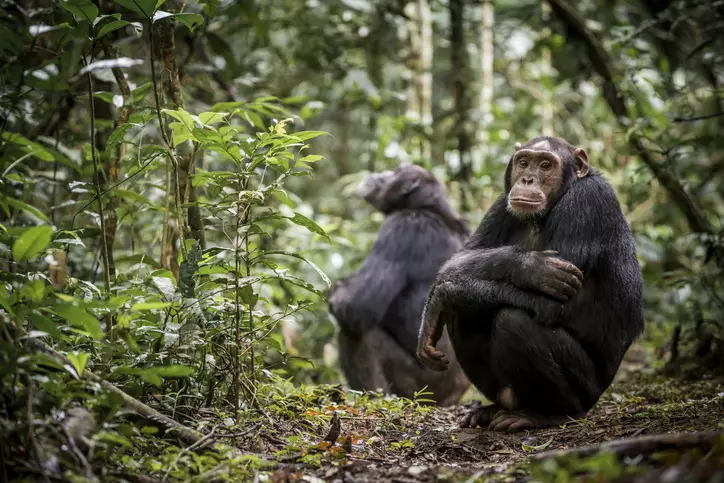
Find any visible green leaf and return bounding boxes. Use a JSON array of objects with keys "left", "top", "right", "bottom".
[
  {"left": 295, "top": 131, "right": 327, "bottom": 141},
  {"left": 2, "top": 132, "right": 54, "bottom": 161},
  {"left": 299, "top": 154, "right": 323, "bottom": 163},
  {"left": 59, "top": 0, "right": 99, "bottom": 23},
  {"left": 98, "top": 19, "right": 131, "bottom": 38},
  {"left": 67, "top": 352, "right": 89, "bottom": 377},
  {"left": 266, "top": 251, "right": 331, "bottom": 286},
  {"left": 28, "top": 313, "right": 63, "bottom": 339},
  {"left": 151, "top": 364, "right": 194, "bottom": 377},
  {"left": 152, "top": 11, "right": 204, "bottom": 31},
  {"left": 114, "top": 0, "right": 158, "bottom": 18},
  {"left": 198, "top": 111, "right": 228, "bottom": 125},
  {"left": 107, "top": 123, "right": 136, "bottom": 148},
  {"left": 92, "top": 13, "right": 122, "bottom": 27},
  {"left": 130, "top": 302, "right": 172, "bottom": 311},
  {"left": 288, "top": 213, "right": 329, "bottom": 241},
  {"left": 131, "top": 82, "right": 153, "bottom": 103},
  {"left": 12, "top": 225, "right": 53, "bottom": 261},
  {"left": 2, "top": 197, "right": 50, "bottom": 223},
  {"left": 92, "top": 91, "right": 115, "bottom": 104},
  {"left": 169, "top": 122, "right": 195, "bottom": 145},
  {"left": 163, "top": 108, "right": 197, "bottom": 130},
  {"left": 47, "top": 304, "right": 103, "bottom": 340},
  {"left": 243, "top": 110, "right": 266, "bottom": 130},
  {"left": 115, "top": 253, "right": 162, "bottom": 269}
]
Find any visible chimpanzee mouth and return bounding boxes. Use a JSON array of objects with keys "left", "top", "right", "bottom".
[{"left": 510, "top": 197, "right": 544, "bottom": 207}]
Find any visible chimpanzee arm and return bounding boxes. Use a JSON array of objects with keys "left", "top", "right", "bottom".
[
  {"left": 330, "top": 211, "right": 445, "bottom": 335},
  {"left": 417, "top": 274, "right": 564, "bottom": 371},
  {"left": 438, "top": 247, "right": 583, "bottom": 302}
]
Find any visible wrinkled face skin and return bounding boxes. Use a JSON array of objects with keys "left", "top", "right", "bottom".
[
  {"left": 357, "top": 163, "right": 440, "bottom": 213},
  {"left": 506, "top": 138, "right": 590, "bottom": 218}
]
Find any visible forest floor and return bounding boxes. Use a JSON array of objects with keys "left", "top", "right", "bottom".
[
  {"left": 257, "top": 343, "right": 724, "bottom": 482},
  {"left": 9, "top": 342, "right": 724, "bottom": 482}
]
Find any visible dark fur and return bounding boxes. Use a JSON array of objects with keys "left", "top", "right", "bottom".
[
  {"left": 420, "top": 137, "right": 644, "bottom": 421},
  {"left": 330, "top": 164, "right": 470, "bottom": 405}
]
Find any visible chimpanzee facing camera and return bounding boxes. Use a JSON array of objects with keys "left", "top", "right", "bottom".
[
  {"left": 329, "top": 164, "right": 470, "bottom": 405},
  {"left": 417, "top": 137, "right": 644, "bottom": 431}
]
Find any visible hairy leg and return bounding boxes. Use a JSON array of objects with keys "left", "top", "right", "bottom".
[
  {"left": 484, "top": 308, "right": 599, "bottom": 432},
  {"left": 337, "top": 329, "right": 390, "bottom": 393}
]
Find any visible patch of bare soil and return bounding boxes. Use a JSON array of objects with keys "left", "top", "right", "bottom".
[{"left": 269, "top": 346, "right": 724, "bottom": 482}]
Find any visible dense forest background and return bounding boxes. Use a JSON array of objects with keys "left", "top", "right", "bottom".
[{"left": 1, "top": 0, "right": 723, "bottom": 481}]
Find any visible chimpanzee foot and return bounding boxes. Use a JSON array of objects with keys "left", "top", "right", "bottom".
[
  {"left": 459, "top": 402, "right": 502, "bottom": 428},
  {"left": 488, "top": 410, "right": 571, "bottom": 433}
]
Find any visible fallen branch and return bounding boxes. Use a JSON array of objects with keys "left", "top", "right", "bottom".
[
  {"left": 533, "top": 430, "right": 724, "bottom": 461},
  {"left": 26, "top": 338, "right": 203, "bottom": 447}
]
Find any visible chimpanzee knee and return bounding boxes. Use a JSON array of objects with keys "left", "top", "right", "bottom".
[{"left": 489, "top": 308, "right": 598, "bottom": 416}]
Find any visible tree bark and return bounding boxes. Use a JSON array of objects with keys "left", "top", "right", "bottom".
[
  {"left": 155, "top": 3, "right": 206, "bottom": 258},
  {"left": 477, "top": 0, "right": 494, "bottom": 165},
  {"left": 450, "top": 0, "right": 473, "bottom": 211},
  {"left": 418, "top": 0, "right": 433, "bottom": 163}
]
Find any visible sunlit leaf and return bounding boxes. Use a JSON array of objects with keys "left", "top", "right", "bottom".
[
  {"left": 130, "top": 301, "right": 172, "bottom": 311},
  {"left": 2, "top": 132, "right": 54, "bottom": 161},
  {"left": 288, "top": 213, "right": 329, "bottom": 241},
  {"left": 28, "top": 313, "right": 63, "bottom": 339},
  {"left": 80, "top": 58, "right": 143, "bottom": 75},
  {"left": 2, "top": 197, "right": 50, "bottom": 223},
  {"left": 152, "top": 11, "right": 204, "bottom": 31},
  {"left": 131, "top": 82, "right": 153, "bottom": 103},
  {"left": 295, "top": 131, "right": 328, "bottom": 141},
  {"left": 67, "top": 352, "right": 89, "bottom": 377},
  {"left": 107, "top": 123, "right": 137, "bottom": 148},
  {"left": 47, "top": 304, "right": 103, "bottom": 340},
  {"left": 12, "top": 225, "right": 53, "bottom": 262}
]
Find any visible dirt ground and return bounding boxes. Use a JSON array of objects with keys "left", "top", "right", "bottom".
[{"left": 264, "top": 344, "right": 724, "bottom": 482}]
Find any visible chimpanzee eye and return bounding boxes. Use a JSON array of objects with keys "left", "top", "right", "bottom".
[
  {"left": 518, "top": 159, "right": 528, "bottom": 168},
  {"left": 540, "top": 161, "right": 552, "bottom": 170}
]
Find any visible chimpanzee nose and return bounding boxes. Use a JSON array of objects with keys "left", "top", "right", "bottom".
[{"left": 521, "top": 176, "right": 534, "bottom": 185}]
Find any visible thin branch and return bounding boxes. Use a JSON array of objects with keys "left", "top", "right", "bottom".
[
  {"left": 672, "top": 111, "right": 724, "bottom": 122},
  {"left": 83, "top": 48, "right": 112, "bottom": 294}
]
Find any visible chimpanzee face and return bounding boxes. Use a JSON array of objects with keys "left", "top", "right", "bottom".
[{"left": 506, "top": 137, "right": 590, "bottom": 218}]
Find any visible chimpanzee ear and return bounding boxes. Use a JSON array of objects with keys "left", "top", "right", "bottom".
[
  {"left": 514, "top": 142, "right": 522, "bottom": 151},
  {"left": 402, "top": 178, "right": 421, "bottom": 196},
  {"left": 573, "top": 148, "right": 590, "bottom": 178}
]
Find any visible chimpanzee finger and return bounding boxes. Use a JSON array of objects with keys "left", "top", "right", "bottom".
[
  {"left": 548, "top": 257, "right": 584, "bottom": 281},
  {"left": 420, "top": 346, "right": 448, "bottom": 371},
  {"left": 538, "top": 282, "right": 569, "bottom": 302}
]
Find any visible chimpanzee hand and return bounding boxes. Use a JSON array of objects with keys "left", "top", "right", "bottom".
[
  {"left": 522, "top": 250, "right": 583, "bottom": 302},
  {"left": 416, "top": 284, "right": 453, "bottom": 372}
]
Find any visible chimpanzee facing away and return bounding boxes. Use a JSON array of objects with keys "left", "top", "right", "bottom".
[
  {"left": 329, "top": 164, "right": 470, "bottom": 405},
  {"left": 417, "top": 137, "right": 644, "bottom": 430}
]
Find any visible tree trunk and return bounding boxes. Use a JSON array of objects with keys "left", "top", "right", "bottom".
[
  {"left": 450, "top": 0, "right": 472, "bottom": 211},
  {"left": 477, "top": 0, "right": 494, "bottom": 168},
  {"left": 155, "top": 1, "right": 206, "bottom": 261},
  {"left": 418, "top": 0, "right": 433, "bottom": 163},
  {"left": 540, "top": 1, "right": 554, "bottom": 135}
]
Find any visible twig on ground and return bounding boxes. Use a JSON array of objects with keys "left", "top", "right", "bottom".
[{"left": 533, "top": 430, "right": 724, "bottom": 460}]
